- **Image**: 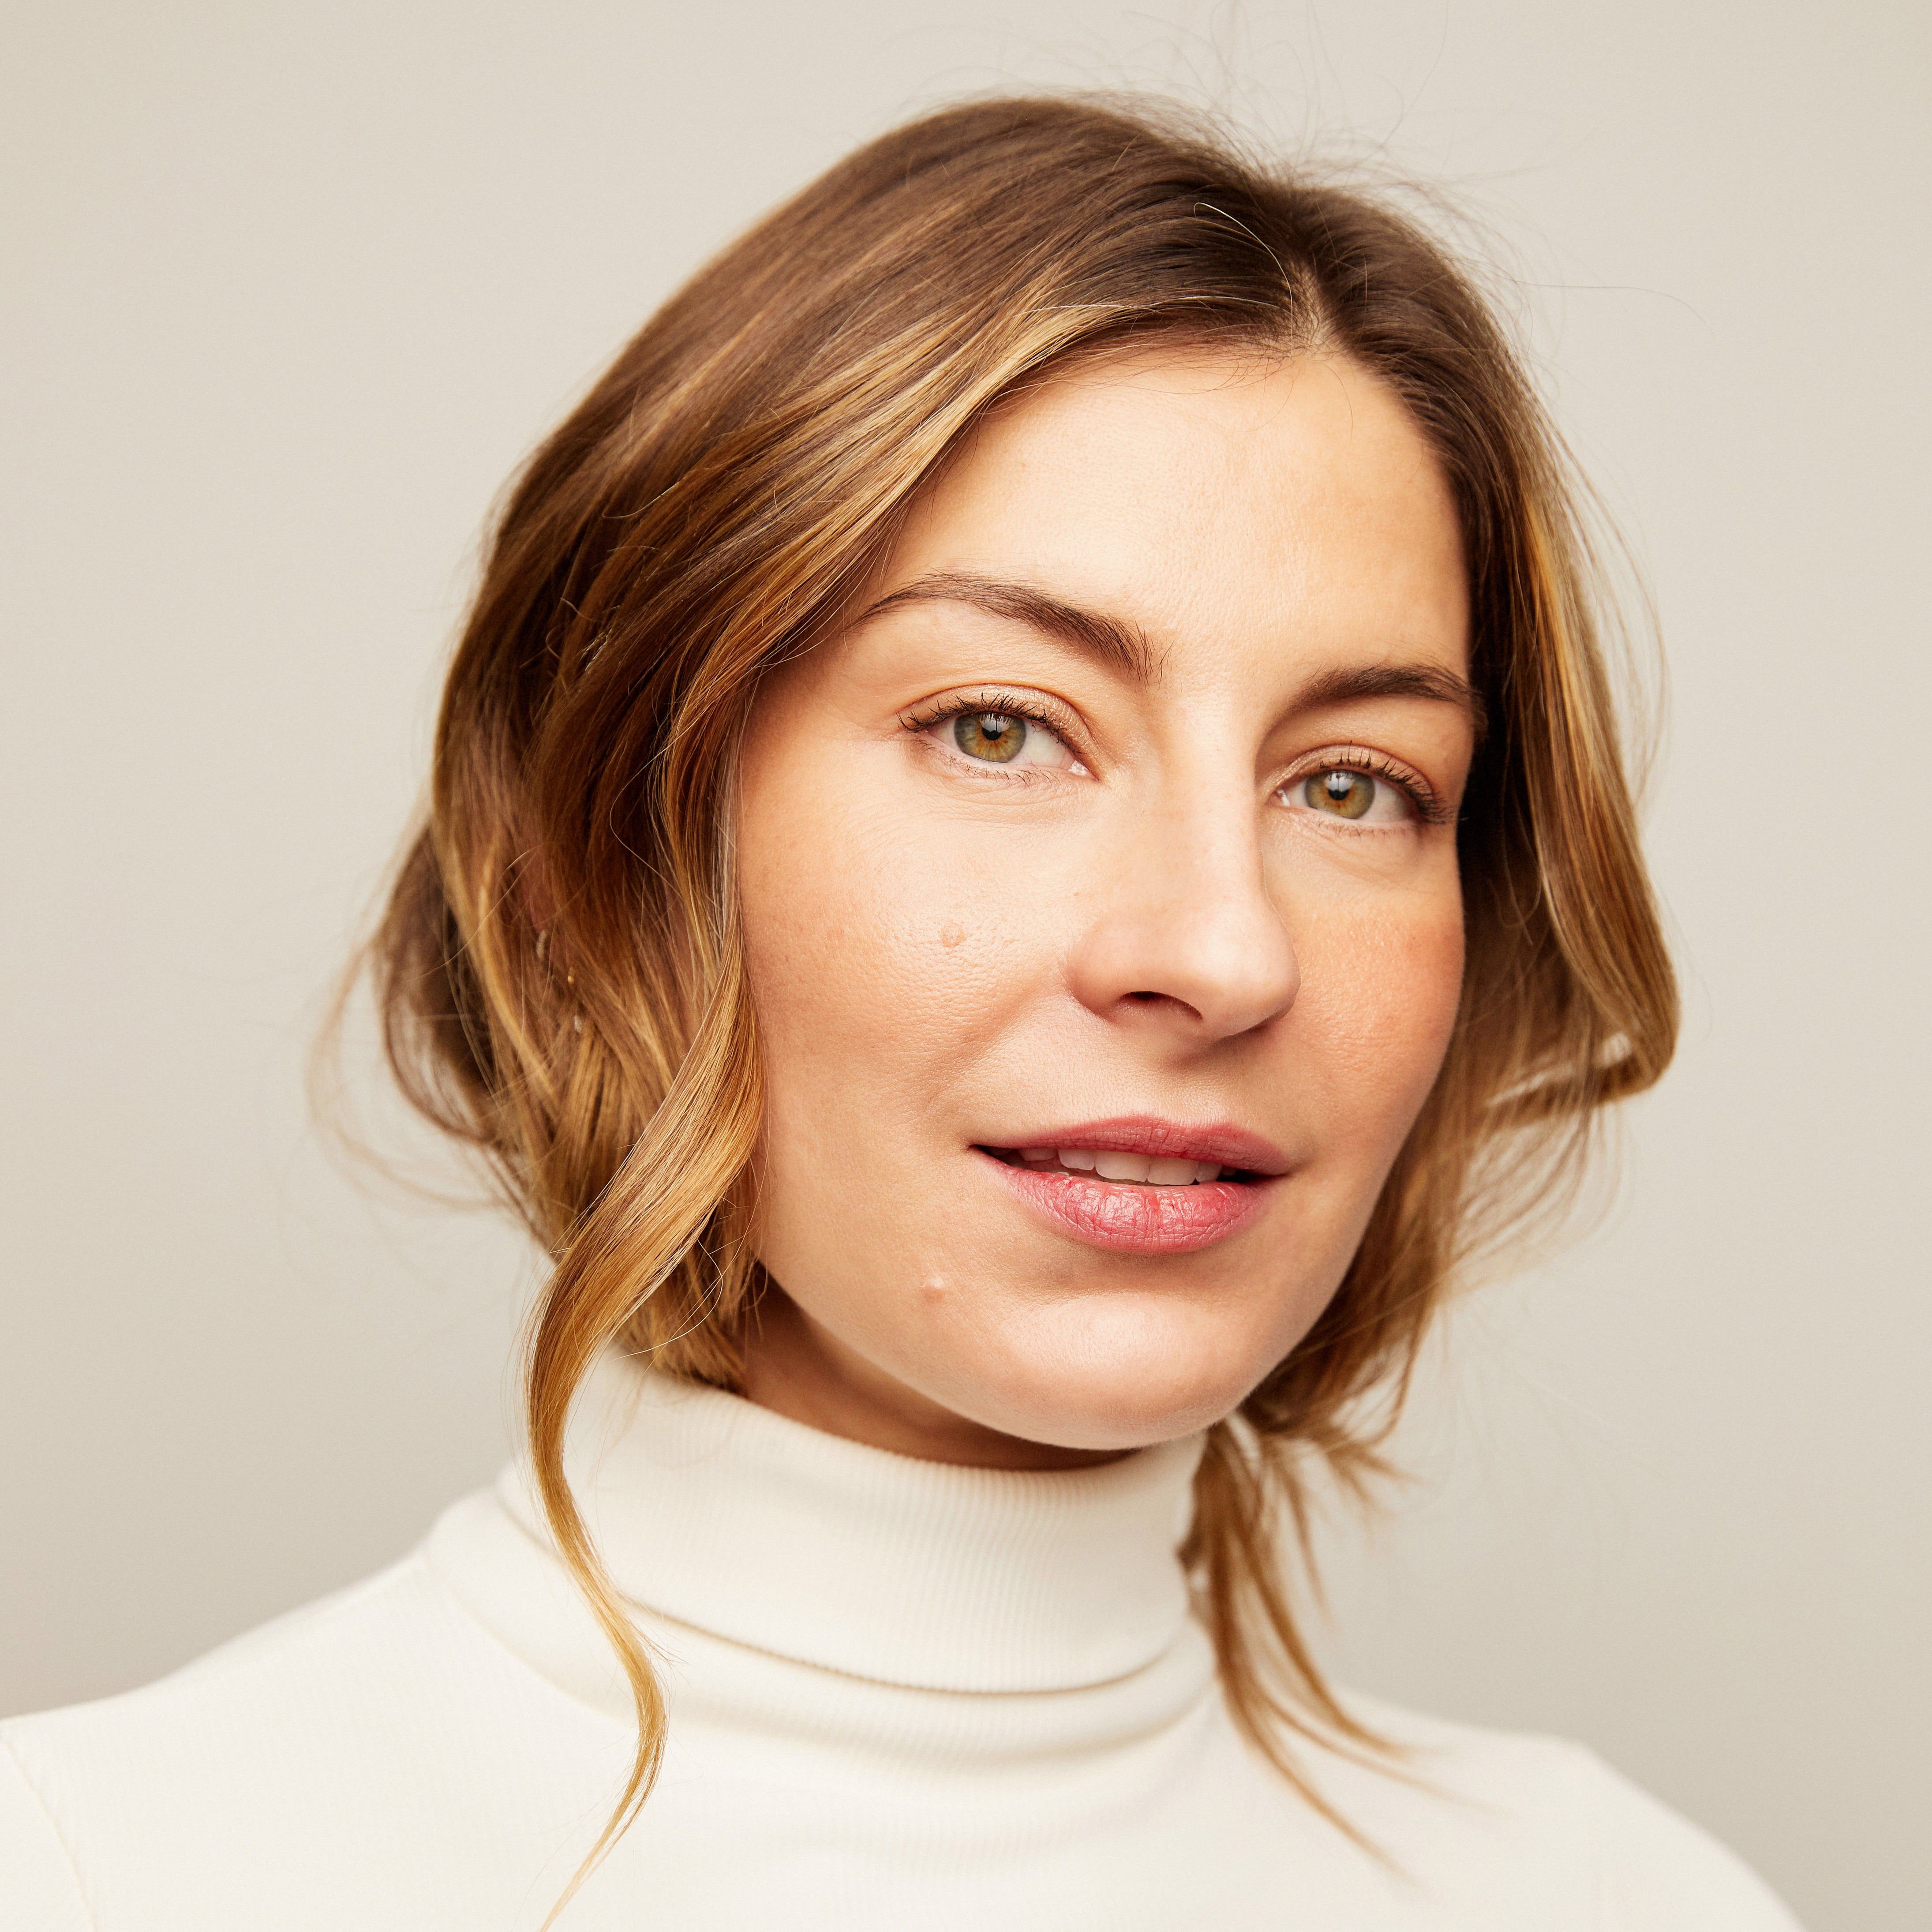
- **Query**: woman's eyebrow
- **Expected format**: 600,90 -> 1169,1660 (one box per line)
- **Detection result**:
862,570 -> 1483,738
1293,662 -> 1488,739
861,570 -> 1157,682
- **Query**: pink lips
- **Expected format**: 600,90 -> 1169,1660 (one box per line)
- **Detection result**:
975,1115 -> 1284,1256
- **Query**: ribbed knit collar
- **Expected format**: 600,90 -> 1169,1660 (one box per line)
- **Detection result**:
498,1352 -> 1205,1696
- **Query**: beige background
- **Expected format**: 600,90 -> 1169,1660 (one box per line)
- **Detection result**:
3,3 -> 1926,1926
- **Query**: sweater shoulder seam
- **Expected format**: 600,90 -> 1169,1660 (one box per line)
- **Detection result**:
0,1734 -> 97,1929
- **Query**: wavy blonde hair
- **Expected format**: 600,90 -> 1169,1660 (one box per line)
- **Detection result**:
356,95 -> 1675,1889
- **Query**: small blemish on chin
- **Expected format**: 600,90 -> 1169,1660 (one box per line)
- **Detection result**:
939,922 -> 965,948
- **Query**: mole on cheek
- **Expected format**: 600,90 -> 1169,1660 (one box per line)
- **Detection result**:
939,922 -> 965,948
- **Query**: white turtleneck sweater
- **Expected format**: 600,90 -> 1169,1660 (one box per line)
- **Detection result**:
1,1359 -> 1799,1930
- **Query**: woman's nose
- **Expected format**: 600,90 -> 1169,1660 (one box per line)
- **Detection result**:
1064,792 -> 1299,1043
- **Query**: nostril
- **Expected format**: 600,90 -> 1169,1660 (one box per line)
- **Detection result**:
1122,989 -> 1203,1021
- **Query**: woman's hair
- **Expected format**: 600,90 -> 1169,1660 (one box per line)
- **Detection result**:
359,94 -> 1675,1877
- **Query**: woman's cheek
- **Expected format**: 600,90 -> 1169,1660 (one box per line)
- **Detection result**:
1298,884 -> 1466,1142
741,753 -> 916,1022
741,765 -> 1034,1124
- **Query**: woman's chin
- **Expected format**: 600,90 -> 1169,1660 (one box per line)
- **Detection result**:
930,1337 -> 1285,1456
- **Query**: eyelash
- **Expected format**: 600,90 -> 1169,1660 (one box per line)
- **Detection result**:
902,689 -> 1081,762
1280,747 -> 1453,827
902,696 -> 1450,825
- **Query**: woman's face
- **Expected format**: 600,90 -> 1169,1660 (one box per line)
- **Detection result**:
735,349 -> 1474,1466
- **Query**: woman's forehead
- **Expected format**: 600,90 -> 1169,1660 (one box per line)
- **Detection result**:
878,349 -> 1471,688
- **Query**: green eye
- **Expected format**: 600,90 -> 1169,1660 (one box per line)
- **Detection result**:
955,713 -> 1027,763
1305,770 -> 1376,819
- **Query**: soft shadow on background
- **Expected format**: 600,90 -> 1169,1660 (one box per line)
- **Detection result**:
3,4 -> 1925,1928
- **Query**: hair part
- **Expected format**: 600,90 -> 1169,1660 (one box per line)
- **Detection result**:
351,92 -> 1677,1903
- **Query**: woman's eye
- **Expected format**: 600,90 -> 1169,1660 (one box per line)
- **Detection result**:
1287,768 -> 1413,825
933,711 -> 1077,769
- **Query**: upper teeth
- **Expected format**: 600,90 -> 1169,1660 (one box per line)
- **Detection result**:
1019,1149 -> 1223,1185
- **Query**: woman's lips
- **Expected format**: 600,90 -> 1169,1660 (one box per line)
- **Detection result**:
975,1147 -> 1274,1254
992,1115 -> 1289,1176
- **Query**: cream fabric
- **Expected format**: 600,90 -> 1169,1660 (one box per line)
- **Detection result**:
0,1359 -> 1802,1930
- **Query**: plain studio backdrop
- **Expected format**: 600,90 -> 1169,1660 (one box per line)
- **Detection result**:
3,2 -> 1926,1925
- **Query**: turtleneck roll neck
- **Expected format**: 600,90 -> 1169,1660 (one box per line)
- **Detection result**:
1,1352 -> 1803,1931
506,1353 -> 1206,1694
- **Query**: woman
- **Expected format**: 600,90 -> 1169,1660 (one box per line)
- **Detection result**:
0,97 -> 1800,1929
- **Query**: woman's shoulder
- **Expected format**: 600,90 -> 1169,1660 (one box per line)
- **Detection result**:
3,1487 -> 557,1758
0,1555 -> 438,1929
0,1553 -> 440,1850
4,1546 -> 451,1762
0,1497 -> 620,1929
1323,1691 -> 1804,1931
